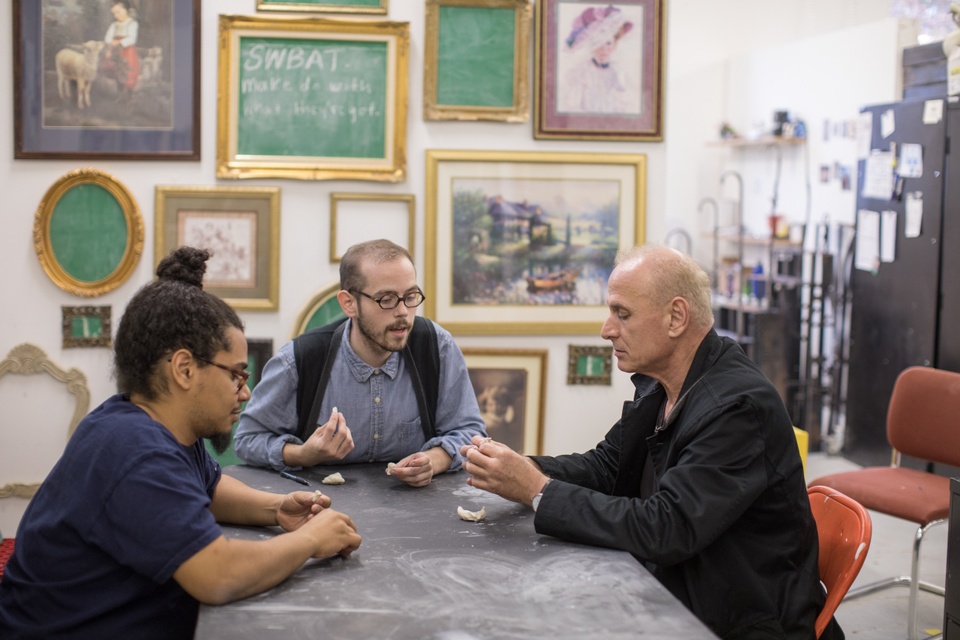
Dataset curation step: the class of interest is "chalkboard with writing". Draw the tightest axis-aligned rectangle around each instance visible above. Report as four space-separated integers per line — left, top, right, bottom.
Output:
217 15 409 182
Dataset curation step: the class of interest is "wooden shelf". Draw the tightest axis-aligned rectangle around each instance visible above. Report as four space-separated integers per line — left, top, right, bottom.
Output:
707 135 806 148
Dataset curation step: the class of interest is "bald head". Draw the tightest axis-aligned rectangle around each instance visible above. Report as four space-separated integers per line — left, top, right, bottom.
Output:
614 245 714 331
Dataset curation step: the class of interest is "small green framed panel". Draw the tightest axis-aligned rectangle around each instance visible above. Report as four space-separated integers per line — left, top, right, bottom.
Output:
424 0 531 122
292 283 347 337
33 168 144 297
257 0 388 15
566 345 613 385
62 306 112 349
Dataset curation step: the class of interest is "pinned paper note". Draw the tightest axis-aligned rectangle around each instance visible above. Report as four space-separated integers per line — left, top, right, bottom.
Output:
881 109 896 139
905 192 923 238
862 151 894 200
855 210 880 272
899 143 923 178
880 211 897 263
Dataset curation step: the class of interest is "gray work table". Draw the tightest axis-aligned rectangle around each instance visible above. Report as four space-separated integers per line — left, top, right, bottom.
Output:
195 463 717 640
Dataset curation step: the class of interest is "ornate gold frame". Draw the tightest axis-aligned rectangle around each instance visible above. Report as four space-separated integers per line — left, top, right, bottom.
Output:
567 344 613 385
0 344 90 499
423 0 531 122
33 168 144 297
257 0 388 14
62 306 112 349
329 192 415 262
216 14 409 182
154 185 281 311
424 149 647 335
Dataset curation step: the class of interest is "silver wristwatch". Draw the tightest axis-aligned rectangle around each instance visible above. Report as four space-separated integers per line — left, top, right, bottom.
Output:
531 479 551 512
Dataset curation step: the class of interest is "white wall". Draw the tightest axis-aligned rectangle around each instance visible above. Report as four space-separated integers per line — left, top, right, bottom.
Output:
0 0 902 536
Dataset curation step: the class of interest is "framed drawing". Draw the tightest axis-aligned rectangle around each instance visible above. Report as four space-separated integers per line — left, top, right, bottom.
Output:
13 0 201 160
216 14 409 182
567 344 612 385
424 149 646 335
257 0 389 14
154 186 280 311
330 193 415 262
461 348 546 455
62 306 112 349
33 168 144 297
534 0 663 141
423 0 531 122
292 283 346 337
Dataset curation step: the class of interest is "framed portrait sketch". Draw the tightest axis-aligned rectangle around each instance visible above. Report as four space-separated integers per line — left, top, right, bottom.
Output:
216 14 409 182
13 0 201 160
34 168 144 297
154 186 280 311
257 0 389 14
62 306 112 349
534 0 663 141
424 149 646 335
462 348 546 455
330 193 415 262
423 0 531 122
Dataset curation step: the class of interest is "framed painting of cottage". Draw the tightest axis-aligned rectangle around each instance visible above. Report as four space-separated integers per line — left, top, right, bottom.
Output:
13 0 201 160
534 0 663 140
216 14 409 182
462 348 546 455
424 149 646 335
154 186 280 311
423 0 531 122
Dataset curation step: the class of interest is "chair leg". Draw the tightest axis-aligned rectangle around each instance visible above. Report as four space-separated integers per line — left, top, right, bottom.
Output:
842 519 946 640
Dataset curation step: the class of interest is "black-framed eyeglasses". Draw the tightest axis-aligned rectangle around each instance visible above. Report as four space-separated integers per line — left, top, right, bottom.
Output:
194 355 251 393
350 289 426 310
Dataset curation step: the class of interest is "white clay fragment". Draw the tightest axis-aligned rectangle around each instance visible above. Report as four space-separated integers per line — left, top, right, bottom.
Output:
313 490 324 503
322 472 345 485
386 462 397 475
457 506 486 522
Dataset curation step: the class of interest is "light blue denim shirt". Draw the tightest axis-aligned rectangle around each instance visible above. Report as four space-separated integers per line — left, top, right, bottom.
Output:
234 318 486 472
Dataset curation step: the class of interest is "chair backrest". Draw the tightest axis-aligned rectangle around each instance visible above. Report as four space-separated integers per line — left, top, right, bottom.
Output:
887 366 960 467
808 485 872 638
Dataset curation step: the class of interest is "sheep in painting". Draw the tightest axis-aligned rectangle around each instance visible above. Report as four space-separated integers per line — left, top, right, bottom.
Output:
55 40 105 109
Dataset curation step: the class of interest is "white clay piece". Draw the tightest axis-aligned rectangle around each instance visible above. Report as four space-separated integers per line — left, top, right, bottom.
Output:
386 462 396 475
322 472 346 485
457 506 486 522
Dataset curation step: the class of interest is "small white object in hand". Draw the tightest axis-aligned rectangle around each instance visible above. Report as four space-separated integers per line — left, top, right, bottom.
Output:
322 472 345 485
457 506 486 522
386 462 397 475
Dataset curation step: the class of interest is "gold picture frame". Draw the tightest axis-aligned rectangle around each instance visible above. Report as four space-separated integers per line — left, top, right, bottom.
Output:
62 306 112 349
291 282 346 337
216 14 409 182
154 186 281 311
33 168 144 297
462 348 547 455
423 0 531 122
425 149 646 335
257 0 388 14
567 344 613 385
329 192 415 262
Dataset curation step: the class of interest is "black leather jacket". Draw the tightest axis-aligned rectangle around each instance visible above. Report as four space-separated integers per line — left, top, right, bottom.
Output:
533 330 837 640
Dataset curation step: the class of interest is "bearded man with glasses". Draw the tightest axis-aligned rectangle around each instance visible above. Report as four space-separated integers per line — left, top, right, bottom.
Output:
235 239 487 488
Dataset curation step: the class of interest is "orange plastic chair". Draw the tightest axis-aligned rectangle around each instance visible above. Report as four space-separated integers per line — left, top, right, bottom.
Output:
808 486 872 638
809 366 960 640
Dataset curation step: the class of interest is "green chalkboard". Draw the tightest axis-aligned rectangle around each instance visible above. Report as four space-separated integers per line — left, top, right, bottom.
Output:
437 6 515 108
49 184 128 283
237 36 388 159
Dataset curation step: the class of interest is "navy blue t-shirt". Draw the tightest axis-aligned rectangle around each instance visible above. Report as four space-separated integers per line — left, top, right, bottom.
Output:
0 394 223 639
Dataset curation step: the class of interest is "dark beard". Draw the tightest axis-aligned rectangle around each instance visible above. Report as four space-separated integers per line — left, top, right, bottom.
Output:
355 308 410 355
209 431 233 455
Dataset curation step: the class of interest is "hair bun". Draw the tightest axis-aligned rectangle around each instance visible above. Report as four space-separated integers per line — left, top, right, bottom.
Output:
155 246 210 288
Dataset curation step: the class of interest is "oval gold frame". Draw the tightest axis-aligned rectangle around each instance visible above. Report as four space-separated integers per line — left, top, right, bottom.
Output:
33 168 144 297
